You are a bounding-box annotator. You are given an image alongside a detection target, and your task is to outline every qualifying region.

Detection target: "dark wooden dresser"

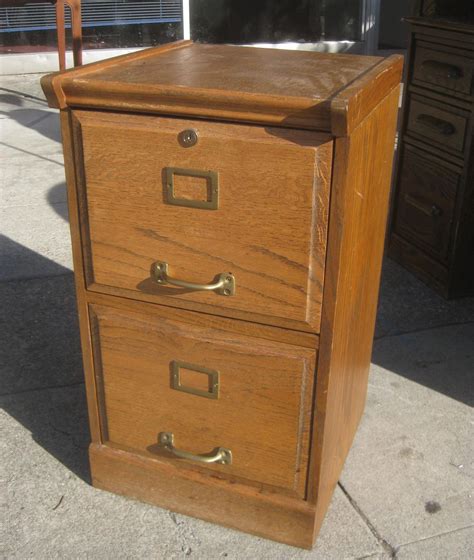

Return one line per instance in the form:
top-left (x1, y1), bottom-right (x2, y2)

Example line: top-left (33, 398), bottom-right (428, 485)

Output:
top-left (41, 41), bottom-right (402, 549)
top-left (389, 17), bottom-right (474, 297)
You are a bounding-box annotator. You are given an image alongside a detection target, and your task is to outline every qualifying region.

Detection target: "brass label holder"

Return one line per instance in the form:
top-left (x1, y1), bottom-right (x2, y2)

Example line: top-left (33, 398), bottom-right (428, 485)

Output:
top-left (164, 167), bottom-right (219, 210)
top-left (170, 360), bottom-right (220, 399)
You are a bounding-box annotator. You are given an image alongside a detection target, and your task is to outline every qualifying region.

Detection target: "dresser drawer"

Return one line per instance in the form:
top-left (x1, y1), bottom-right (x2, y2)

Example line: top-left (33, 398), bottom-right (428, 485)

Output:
top-left (413, 46), bottom-right (474, 98)
top-left (393, 145), bottom-right (460, 262)
top-left (90, 304), bottom-right (315, 497)
top-left (74, 111), bottom-right (332, 333)
top-left (406, 98), bottom-right (468, 155)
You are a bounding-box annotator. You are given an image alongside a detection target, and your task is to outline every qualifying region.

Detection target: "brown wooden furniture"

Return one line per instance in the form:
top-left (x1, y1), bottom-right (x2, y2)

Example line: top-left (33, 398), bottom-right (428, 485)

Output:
top-left (56, 0), bottom-right (82, 69)
top-left (41, 42), bottom-right (403, 549)
top-left (389, 17), bottom-right (474, 297)
top-left (5, 0), bottom-right (82, 69)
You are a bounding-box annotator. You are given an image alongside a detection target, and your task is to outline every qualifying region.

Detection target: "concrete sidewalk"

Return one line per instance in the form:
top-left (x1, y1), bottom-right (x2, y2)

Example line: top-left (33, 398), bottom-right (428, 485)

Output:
top-left (1, 74), bottom-right (473, 559)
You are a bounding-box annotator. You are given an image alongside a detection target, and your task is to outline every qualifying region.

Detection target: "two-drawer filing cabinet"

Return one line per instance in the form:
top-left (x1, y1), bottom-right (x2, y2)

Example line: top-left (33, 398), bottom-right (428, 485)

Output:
top-left (42, 42), bottom-right (403, 549)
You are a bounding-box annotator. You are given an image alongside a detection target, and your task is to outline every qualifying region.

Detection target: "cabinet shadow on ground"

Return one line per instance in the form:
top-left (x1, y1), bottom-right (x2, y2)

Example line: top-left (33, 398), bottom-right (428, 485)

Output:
top-left (1, 238), bottom-right (473, 486)
top-left (0, 236), bottom-right (90, 482)
top-left (374, 258), bottom-right (474, 407)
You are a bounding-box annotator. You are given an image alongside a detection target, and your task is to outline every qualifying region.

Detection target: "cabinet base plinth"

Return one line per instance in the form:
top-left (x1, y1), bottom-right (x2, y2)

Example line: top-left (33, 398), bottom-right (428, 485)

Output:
top-left (89, 444), bottom-right (318, 549)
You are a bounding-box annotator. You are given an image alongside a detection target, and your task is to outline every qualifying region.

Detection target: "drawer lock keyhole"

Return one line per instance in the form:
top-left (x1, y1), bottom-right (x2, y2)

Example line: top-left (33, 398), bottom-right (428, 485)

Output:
top-left (178, 128), bottom-right (199, 147)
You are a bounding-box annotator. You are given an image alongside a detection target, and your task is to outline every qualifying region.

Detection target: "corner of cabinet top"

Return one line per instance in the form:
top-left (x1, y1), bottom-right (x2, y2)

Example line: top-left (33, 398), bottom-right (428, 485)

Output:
top-left (41, 40), bottom-right (403, 137)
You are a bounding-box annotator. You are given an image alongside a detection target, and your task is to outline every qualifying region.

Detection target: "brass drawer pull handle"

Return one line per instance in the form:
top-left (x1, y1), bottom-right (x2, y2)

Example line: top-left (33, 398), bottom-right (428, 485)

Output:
top-left (422, 60), bottom-right (463, 80)
top-left (158, 432), bottom-right (232, 465)
top-left (416, 113), bottom-right (456, 136)
top-left (404, 194), bottom-right (443, 218)
top-left (152, 261), bottom-right (235, 296)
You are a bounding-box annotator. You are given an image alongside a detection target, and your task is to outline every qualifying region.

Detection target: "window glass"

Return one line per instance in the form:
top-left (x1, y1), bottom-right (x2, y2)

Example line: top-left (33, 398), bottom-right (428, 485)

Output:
top-left (0, 0), bottom-right (183, 54)
top-left (190, 0), bottom-right (363, 44)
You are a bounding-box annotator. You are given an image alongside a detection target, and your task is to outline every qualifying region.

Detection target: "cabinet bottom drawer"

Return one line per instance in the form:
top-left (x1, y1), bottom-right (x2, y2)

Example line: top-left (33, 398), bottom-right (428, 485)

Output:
top-left (90, 303), bottom-right (316, 498)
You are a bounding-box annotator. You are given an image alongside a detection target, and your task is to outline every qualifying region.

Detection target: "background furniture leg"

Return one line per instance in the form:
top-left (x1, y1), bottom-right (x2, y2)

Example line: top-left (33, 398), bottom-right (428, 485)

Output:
top-left (55, 0), bottom-right (66, 71)
top-left (68, 0), bottom-right (83, 66)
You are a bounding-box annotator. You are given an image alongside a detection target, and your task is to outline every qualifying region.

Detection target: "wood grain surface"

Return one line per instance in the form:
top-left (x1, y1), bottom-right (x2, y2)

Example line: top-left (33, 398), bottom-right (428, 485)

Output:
top-left (73, 110), bottom-right (333, 333)
top-left (330, 54), bottom-right (404, 136)
top-left (41, 39), bottom-right (192, 109)
top-left (47, 40), bottom-right (403, 548)
top-left (309, 86), bottom-right (401, 541)
top-left (91, 303), bottom-right (316, 497)
top-left (59, 110), bottom-right (102, 442)
top-left (41, 42), bottom-right (403, 136)
top-left (90, 443), bottom-right (317, 549)
top-left (86, 290), bottom-right (320, 349)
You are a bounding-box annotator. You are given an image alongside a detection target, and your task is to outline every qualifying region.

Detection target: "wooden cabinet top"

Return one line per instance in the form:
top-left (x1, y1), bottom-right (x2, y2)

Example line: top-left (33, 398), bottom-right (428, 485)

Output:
top-left (42, 40), bottom-right (403, 136)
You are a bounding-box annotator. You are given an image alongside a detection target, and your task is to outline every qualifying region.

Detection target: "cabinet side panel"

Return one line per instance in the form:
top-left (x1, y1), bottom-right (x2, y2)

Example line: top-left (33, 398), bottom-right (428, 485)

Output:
top-left (308, 87), bottom-right (401, 538)
top-left (60, 109), bottom-right (102, 442)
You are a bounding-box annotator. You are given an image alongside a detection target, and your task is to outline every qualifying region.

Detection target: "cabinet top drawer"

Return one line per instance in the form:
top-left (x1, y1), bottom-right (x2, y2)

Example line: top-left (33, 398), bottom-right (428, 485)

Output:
top-left (74, 110), bottom-right (332, 333)
top-left (42, 41), bottom-right (403, 136)
top-left (413, 46), bottom-right (474, 99)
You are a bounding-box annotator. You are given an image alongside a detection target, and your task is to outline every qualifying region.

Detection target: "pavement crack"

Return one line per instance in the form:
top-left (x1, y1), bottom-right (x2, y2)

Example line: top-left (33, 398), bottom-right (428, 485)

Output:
top-left (0, 141), bottom-right (64, 166)
top-left (27, 112), bottom-right (53, 128)
top-left (449, 462), bottom-right (474, 479)
top-left (52, 495), bottom-right (64, 511)
top-left (374, 320), bottom-right (474, 342)
top-left (47, 422), bottom-right (88, 448)
top-left (338, 481), bottom-right (397, 558)
top-left (0, 271), bottom-right (73, 285)
top-left (167, 511), bottom-right (201, 556)
top-left (0, 86), bottom-right (48, 104)
top-left (168, 512), bottom-right (180, 526)
top-left (0, 380), bottom-right (84, 398)
top-left (395, 524), bottom-right (474, 551)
